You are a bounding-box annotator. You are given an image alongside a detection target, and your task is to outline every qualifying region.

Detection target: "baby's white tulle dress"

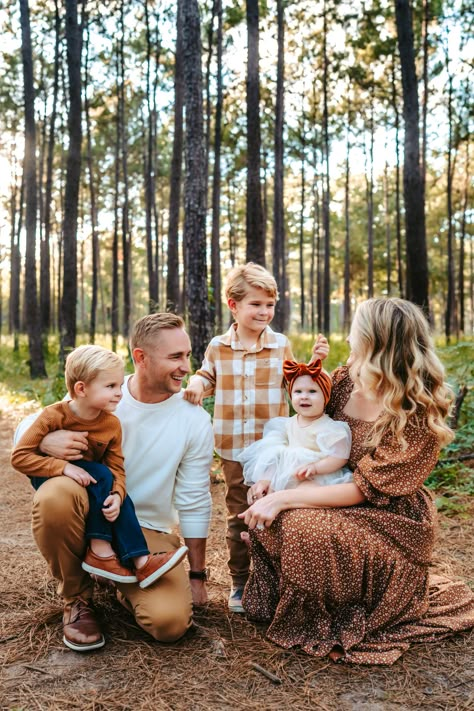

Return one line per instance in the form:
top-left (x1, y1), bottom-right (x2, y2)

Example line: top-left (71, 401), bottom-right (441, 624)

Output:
top-left (239, 414), bottom-right (353, 491)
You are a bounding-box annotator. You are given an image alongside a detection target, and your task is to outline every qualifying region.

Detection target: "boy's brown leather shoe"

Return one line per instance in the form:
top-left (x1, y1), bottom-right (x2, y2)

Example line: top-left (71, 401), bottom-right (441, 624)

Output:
top-left (63, 597), bottom-right (105, 652)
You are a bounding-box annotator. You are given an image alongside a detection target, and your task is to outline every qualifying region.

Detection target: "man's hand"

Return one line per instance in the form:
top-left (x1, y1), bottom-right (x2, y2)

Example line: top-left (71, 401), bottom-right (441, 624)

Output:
top-left (63, 462), bottom-right (97, 487)
top-left (40, 430), bottom-right (89, 460)
top-left (183, 378), bottom-right (205, 406)
top-left (190, 578), bottom-right (208, 606)
top-left (102, 493), bottom-right (121, 522)
top-left (312, 333), bottom-right (329, 361)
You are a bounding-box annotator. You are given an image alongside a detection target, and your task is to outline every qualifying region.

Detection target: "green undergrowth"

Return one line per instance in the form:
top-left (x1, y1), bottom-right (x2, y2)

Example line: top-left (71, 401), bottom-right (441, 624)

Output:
top-left (0, 333), bottom-right (472, 513)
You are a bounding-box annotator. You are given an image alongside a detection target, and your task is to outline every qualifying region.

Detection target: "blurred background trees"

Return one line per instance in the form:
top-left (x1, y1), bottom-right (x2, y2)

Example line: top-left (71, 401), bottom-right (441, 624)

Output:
top-left (0, 0), bottom-right (472, 372)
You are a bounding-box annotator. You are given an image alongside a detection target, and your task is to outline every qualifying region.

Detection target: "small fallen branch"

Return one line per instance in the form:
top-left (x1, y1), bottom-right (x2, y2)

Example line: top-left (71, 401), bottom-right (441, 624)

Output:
top-left (250, 662), bottom-right (282, 684)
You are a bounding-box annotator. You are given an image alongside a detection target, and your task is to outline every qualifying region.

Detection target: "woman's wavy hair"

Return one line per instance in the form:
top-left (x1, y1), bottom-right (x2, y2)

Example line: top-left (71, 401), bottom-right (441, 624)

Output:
top-left (348, 298), bottom-right (454, 449)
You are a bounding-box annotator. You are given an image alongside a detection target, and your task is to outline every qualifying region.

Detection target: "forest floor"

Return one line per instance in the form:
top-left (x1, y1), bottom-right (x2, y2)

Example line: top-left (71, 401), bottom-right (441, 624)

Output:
top-left (1, 398), bottom-right (473, 711)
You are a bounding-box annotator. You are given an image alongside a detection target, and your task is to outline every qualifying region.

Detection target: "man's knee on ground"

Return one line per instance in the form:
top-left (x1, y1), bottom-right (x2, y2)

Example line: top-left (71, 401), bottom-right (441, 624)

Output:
top-left (134, 599), bottom-right (191, 643)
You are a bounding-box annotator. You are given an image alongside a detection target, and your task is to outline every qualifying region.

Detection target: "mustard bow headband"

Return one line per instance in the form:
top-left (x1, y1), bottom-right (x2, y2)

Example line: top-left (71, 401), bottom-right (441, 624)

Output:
top-left (282, 359), bottom-right (332, 406)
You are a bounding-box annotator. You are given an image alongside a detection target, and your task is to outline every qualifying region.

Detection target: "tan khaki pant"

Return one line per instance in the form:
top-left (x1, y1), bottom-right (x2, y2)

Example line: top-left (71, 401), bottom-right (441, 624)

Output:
top-left (221, 458), bottom-right (250, 587)
top-left (32, 476), bottom-right (192, 642)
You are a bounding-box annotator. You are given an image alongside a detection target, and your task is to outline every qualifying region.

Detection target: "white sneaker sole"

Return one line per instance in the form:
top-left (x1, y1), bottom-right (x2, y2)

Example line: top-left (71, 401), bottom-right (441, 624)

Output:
top-left (81, 561), bottom-right (137, 583)
top-left (138, 546), bottom-right (189, 589)
top-left (63, 634), bottom-right (105, 652)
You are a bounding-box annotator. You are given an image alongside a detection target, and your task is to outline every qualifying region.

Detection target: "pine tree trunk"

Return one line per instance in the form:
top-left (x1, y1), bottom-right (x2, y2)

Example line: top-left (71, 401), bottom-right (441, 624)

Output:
top-left (19, 0), bottom-right (47, 377)
top-left (392, 63), bottom-right (404, 297)
top-left (210, 0), bottom-right (223, 332)
top-left (111, 44), bottom-right (120, 352)
top-left (395, 0), bottom-right (429, 312)
top-left (299, 101), bottom-right (306, 330)
top-left (60, 0), bottom-right (82, 361)
top-left (322, 0), bottom-right (331, 333)
top-left (343, 97), bottom-right (351, 333)
top-left (444, 69), bottom-right (457, 340)
top-left (458, 130), bottom-right (470, 334)
top-left (272, 0), bottom-right (287, 332)
top-left (84, 14), bottom-right (99, 343)
top-left (245, 0), bottom-right (265, 265)
top-left (167, 0), bottom-right (184, 313)
top-left (41, 0), bottom-right (59, 340)
top-left (182, 0), bottom-right (211, 364)
top-left (119, 0), bottom-right (131, 338)
top-left (144, 0), bottom-right (158, 308)
top-left (9, 152), bottom-right (22, 351)
top-left (366, 97), bottom-right (374, 299)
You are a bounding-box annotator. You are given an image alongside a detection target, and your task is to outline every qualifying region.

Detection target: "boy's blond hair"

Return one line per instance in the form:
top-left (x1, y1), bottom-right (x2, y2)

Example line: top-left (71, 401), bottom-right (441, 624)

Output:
top-left (130, 312), bottom-right (185, 353)
top-left (224, 262), bottom-right (278, 302)
top-left (65, 345), bottom-right (124, 398)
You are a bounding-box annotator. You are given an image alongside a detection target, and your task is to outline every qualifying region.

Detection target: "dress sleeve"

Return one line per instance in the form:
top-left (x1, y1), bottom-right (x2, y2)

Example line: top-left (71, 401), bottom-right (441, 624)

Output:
top-left (352, 415), bottom-right (440, 506)
top-left (316, 419), bottom-right (352, 459)
top-left (102, 420), bottom-right (126, 502)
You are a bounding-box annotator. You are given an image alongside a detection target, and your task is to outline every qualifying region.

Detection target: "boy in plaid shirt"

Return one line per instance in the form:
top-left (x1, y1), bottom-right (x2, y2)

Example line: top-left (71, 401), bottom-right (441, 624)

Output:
top-left (185, 263), bottom-right (327, 612)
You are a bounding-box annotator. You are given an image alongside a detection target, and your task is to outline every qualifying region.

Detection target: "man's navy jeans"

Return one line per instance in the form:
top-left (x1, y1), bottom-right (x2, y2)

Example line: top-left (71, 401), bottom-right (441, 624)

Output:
top-left (30, 461), bottom-right (149, 565)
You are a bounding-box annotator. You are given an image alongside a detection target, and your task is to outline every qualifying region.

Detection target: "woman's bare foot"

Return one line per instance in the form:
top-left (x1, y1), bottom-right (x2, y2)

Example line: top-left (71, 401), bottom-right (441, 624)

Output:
top-left (240, 531), bottom-right (250, 547)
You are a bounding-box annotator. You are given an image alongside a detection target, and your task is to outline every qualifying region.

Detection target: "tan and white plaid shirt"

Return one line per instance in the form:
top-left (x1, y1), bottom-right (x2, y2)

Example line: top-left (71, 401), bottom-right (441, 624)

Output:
top-left (194, 324), bottom-right (293, 460)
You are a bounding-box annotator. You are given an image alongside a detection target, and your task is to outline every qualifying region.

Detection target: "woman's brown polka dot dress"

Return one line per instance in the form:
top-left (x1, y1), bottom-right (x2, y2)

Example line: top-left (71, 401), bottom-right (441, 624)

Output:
top-left (242, 366), bottom-right (474, 664)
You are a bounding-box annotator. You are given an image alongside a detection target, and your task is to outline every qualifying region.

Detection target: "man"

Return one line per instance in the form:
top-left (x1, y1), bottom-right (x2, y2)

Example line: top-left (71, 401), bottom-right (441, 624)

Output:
top-left (15, 313), bottom-right (213, 651)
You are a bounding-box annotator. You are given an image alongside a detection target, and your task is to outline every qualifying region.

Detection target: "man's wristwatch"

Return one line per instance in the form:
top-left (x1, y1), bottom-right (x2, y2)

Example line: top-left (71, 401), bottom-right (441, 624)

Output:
top-left (189, 568), bottom-right (208, 581)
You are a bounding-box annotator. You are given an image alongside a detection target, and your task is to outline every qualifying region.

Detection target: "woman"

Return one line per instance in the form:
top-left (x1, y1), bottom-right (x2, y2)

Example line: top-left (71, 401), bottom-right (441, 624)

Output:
top-left (239, 298), bottom-right (474, 665)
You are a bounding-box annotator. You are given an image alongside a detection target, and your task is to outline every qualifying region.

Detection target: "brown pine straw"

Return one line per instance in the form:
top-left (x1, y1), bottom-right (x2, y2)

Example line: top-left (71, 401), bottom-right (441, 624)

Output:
top-left (1, 405), bottom-right (473, 711)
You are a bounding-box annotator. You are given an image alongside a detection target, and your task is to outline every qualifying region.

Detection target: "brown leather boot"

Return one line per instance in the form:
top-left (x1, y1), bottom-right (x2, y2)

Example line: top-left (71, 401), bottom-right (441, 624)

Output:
top-left (63, 597), bottom-right (105, 652)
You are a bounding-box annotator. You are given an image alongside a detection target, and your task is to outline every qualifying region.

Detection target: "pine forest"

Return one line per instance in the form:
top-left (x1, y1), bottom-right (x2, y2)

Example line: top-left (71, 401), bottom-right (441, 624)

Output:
top-left (0, 0), bottom-right (472, 374)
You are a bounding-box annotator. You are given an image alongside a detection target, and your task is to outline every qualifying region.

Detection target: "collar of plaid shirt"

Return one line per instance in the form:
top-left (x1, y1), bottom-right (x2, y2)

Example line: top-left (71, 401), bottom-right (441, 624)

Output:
top-left (217, 323), bottom-right (281, 352)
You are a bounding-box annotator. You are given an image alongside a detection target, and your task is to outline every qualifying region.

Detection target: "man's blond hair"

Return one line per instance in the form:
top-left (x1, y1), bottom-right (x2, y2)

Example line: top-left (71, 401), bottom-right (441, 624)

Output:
top-left (224, 262), bottom-right (278, 302)
top-left (130, 312), bottom-right (185, 353)
top-left (65, 345), bottom-right (124, 398)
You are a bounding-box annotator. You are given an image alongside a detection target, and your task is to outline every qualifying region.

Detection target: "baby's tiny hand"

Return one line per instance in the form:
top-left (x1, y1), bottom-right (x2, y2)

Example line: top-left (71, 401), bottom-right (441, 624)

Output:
top-left (312, 333), bottom-right (329, 361)
top-left (294, 463), bottom-right (318, 481)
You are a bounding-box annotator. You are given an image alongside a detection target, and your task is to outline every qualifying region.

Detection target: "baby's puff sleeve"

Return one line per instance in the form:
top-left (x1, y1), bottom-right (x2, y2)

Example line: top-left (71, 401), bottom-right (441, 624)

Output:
top-left (316, 419), bottom-right (352, 460)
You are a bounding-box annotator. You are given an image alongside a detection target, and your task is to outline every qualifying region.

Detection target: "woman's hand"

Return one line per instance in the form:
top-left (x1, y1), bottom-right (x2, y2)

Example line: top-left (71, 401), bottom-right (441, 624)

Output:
top-left (239, 491), bottom-right (284, 530)
top-left (247, 479), bottom-right (272, 505)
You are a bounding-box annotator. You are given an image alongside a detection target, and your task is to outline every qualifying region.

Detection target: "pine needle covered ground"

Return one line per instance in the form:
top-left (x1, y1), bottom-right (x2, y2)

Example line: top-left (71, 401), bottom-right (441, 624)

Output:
top-left (1, 396), bottom-right (473, 711)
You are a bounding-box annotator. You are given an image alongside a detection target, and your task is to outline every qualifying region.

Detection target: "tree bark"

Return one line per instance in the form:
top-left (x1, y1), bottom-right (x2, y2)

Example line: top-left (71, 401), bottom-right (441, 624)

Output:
top-left (167, 0), bottom-right (184, 313)
top-left (245, 0), bottom-right (265, 265)
top-left (210, 0), bottom-right (223, 332)
top-left (272, 0), bottom-right (287, 332)
top-left (60, 0), bottom-right (82, 361)
top-left (144, 0), bottom-right (158, 308)
top-left (322, 0), bottom-right (331, 333)
top-left (395, 0), bottom-right (429, 312)
top-left (19, 0), bottom-right (47, 377)
top-left (182, 0), bottom-right (211, 364)
top-left (41, 0), bottom-right (60, 341)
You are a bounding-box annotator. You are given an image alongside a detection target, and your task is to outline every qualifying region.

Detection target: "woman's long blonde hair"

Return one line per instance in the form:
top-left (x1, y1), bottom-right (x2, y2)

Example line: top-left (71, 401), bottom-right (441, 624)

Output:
top-left (348, 298), bottom-right (454, 449)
